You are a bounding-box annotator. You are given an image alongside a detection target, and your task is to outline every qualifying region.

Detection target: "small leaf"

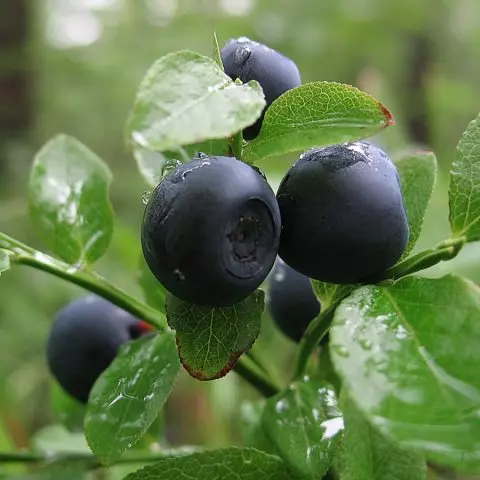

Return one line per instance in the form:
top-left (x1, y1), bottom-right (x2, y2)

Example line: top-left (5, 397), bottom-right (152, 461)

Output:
top-left (138, 256), bottom-right (166, 314)
top-left (243, 82), bottom-right (393, 162)
top-left (123, 447), bottom-right (297, 480)
top-left (126, 51), bottom-right (265, 152)
top-left (449, 113), bottom-right (480, 241)
top-left (85, 332), bottom-right (180, 465)
top-left (312, 281), bottom-right (354, 311)
top-left (166, 290), bottom-right (264, 380)
top-left (261, 379), bottom-right (343, 479)
top-left (134, 138), bottom-right (229, 187)
top-left (29, 134), bottom-right (114, 264)
top-left (395, 151), bottom-right (437, 257)
top-left (339, 393), bottom-right (426, 480)
top-left (212, 32), bottom-right (224, 70)
top-left (0, 249), bottom-right (10, 275)
top-left (330, 275), bottom-right (480, 473)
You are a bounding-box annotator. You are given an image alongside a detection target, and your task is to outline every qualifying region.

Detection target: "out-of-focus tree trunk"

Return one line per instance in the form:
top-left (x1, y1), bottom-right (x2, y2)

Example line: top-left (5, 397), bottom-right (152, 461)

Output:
top-left (0, 0), bottom-right (32, 168)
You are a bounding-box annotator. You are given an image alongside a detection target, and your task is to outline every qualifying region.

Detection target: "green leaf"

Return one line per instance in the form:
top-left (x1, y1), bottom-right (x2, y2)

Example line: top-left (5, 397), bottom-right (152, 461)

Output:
top-left (449, 114), bottom-right (480, 241)
top-left (312, 281), bottom-right (355, 312)
top-left (85, 332), bottom-right (180, 465)
top-left (29, 134), bottom-right (114, 265)
top-left (212, 32), bottom-right (223, 70)
top-left (330, 275), bottom-right (480, 473)
top-left (0, 250), bottom-right (10, 275)
top-left (126, 51), bottom-right (265, 152)
top-left (261, 379), bottom-right (343, 479)
top-left (339, 393), bottom-right (426, 480)
top-left (138, 256), bottom-right (166, 314)
top-left (123, 448), bottom-right (297, 480)
top-left (395, 151), bottom-right (437, 257)
top-left (134, 138), bottom-right (229, 187)
top-left (166, 290), bottom-right (264, 380)
top-left (243, 82), bottom-right (394, 162)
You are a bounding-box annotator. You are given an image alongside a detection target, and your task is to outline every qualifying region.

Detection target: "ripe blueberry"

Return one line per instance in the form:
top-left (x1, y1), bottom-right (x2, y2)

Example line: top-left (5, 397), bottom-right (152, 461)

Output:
top-left (277, 142), bottom-right (409, 284)
top-left (221, 37), bottom-right (301, 140)
top-left (141, 155), bottom-right (281, 306)
top-left (47, 296), bottom-right (147, 403)
top-left (267, 258), bottom-right (320, 342)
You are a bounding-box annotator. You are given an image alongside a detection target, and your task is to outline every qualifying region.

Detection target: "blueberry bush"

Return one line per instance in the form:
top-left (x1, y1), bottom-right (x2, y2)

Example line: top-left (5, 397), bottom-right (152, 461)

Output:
top-left (1, 34), bottom-right (480, 479)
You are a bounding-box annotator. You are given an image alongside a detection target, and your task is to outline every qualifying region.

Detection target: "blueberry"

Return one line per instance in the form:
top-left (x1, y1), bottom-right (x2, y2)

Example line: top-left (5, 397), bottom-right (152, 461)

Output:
top-left (141, 155), bottom-right (281, 306)
top-left (221, 37), bottom-right (301, 140)
top-left (277, 142), bottom-right (409, 284)
top-left (267, 258), bottom-right (320, 342)
top-left (47, 296), bottom-right (147, 403)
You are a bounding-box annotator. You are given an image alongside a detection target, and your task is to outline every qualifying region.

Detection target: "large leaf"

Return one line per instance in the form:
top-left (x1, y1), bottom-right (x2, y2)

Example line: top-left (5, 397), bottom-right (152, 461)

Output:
top-left (330, 275), bottom-right (480, 473)
top-left (261, 379), bottom-right (343, 479)
top-left (126, 51), bottom-right (265, 152)
top-left (395, 151), bottom-right (437, 257)
top-left (243, 82), bottom-right (393, 162)
top-left (134, 138), bottom-right (229, 188)
top-left (449, 113), bottom-right (480, 241)
top-left (123, 448), bottom-right (296, 480)
top-left (339, 393), bottom-right (426, 480)
top-left (166, 291), bottom-right (264, 380)
top-left (29, 134), bottom-right (114, 264)
top-left (85, 333), bottom-right (180, 465)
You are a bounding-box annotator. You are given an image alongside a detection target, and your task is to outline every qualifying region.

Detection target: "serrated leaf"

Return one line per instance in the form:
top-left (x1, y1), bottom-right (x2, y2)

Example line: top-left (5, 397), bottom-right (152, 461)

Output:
top-left (134, 138), bottom-right (229, 187)
top-left (449, 113), bottom-right (480, 241)
top-left (262, 379), bottom-right (343, 479)
top-left (243, 82), bottom-right (393, 162)
top-left (166, 290), bottom-right (264, 380)
top-left (85, 333), bottom-right (180, 465)
top-left (330, 275), bottom-right (480, 473)
top-left (395, 151), bottom-right (437, 257)
top-left (126, 51), bottom-right (265, 152)
top-left (123, 447), bottom-right (297, 480)
top-left (0, 250), bottom-right (10, 275)
top-left (29, 134), bottom-right (114, 265)
top-left (339, 393), bottom-right (426, 480)
top-left (138, 256), bottom-right (166, 314)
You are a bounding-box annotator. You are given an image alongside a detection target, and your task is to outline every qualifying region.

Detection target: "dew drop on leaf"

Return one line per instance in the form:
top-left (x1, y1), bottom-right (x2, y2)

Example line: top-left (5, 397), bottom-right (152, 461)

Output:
top-left (141, 190), bottom-right (152, 205)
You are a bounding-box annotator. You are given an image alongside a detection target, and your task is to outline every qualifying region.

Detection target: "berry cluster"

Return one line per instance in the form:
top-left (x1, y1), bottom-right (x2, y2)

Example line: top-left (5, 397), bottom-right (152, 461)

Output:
top-left (47, 38), bottom-right (409, 403)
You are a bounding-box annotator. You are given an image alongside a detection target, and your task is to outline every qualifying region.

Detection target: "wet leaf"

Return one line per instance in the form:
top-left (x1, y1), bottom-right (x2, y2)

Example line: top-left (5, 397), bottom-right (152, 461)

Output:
top-left (127, 51), bottom-right (265, 152)
top-left (123, 447), bottom-right (296, 480)
top-left (166, 290), bottom-right (264, 380)
top-left (395, 151), bottom-right (437, 257)
top-left (133, 139), bottom-right (229, 188)
top-left (85, 333), bottom-right (180, 465)
top-left (29, 134), bottom-right (114, 264)
top-left (243, 82), bottom-right (393, 162)
top-left (449, 113), bottom-right (480, 241)
top-left (339, 393), bottom-right (426, 480)
top-left (330, 275), bottom-right (480, 473)
top-left (262, 379), bottom-right (343, 479)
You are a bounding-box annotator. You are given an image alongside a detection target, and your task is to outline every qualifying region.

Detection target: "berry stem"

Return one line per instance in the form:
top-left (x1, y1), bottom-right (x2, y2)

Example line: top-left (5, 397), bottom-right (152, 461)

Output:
top-left (0, 232), bottom-right (167, 331)
top-left (379, 236), bottom-right (466, 281)
top-left (234, 354), bottom-right (280, 397)
top-left (228, 130), bottom-right (244, 161)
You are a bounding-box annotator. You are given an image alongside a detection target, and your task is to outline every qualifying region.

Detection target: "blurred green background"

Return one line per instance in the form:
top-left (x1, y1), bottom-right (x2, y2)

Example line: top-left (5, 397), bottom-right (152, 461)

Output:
top-left (0, 0), bottom-right (480, 475)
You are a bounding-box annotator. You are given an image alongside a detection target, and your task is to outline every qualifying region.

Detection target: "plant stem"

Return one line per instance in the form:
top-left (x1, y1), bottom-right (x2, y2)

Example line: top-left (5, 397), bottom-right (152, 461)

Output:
top-left (380, 236), bottom-right (466, 281)
top-left (234, 355), bottom-right (279, 397)
top-left (228, 131), bottom-right (244, 160)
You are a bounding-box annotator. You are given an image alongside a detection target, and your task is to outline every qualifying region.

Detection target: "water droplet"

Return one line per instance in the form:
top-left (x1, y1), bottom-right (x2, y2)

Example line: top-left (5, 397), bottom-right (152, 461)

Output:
top-left (141, 190), bottom-right (152, 205)
top-left (173, 268), bottom-right (185, 281)
top-left (275, 399), bottom-right (289, 413)
top-left (144, 393), bottom-right (155, 402)
top-left (320, 417), bottom-right (344, 440)
top-left (331, 345), bottom-right (349, 358)
top-left (194, 152), bottom-right (209, 159)
top-left (234, 45), bottom-right (251, 66)
top-left (161, 158), bottom-right (182, 178)
top-left (358, 338), bottom-right (373, 350)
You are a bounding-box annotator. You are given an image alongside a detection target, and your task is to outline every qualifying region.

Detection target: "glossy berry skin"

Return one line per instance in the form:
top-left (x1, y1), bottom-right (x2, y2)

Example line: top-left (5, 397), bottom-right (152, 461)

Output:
top-left (47, 296), bottom-right (146, 404)
top-left (142, 155), bottom-right (281, 306)
top-left (277, 142), bottom-right (409, 284)
top-left (221, 37), bottom-right (301, 140)
top-left (267, 258), bottom-right (320, 342)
